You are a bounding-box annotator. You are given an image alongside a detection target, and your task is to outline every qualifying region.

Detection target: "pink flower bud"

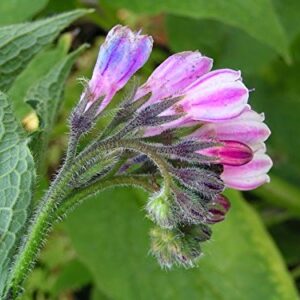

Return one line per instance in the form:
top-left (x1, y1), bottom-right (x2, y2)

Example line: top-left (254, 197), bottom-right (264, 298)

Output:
top-left (140, 67), bottom-right (249, 136)
top-left (207, 194), bottom-right (231, 224)
top-left (135, 51), bottom-right (213, 106)
top-left (198, 140), bottom-right (253, 166)
top-left (177, 69), bottom-right (249, 122)
top-left (83, 25), bottom-right (153, 114)
top-left (192, 107), bottom-right (271, 150)
top-left (221, 151), bottom-right (273, 190)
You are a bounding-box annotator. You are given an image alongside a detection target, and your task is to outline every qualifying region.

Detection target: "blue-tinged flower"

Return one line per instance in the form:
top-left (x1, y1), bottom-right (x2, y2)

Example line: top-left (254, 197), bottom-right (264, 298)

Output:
top-left (83, 25), bottom-right (153, 114)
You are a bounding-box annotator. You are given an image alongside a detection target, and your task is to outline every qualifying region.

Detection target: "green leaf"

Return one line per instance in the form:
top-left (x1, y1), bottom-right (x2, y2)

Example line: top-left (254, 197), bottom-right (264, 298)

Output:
top-left (166, 16), bottom-right (228, 61)
top-left (273, 0), bottom-right (300, 42)
top-left (0, 9), bottom-right (91, 92)
top-left (270, 220), bottom-right (300, 266)
top-left (65, 188), bottom-right (298, 300)
top-left (248, 37), bottom-right (300, 186)
top-left (8, 33), bottom-right (72, 122)
top-left (108, 0), bottom-right (289, 59)
top-left (91, 287), bottom-right (111, 300)
top-left (0, 0), bottom-right (49, 25)
top-left (0, 92), bottom-right (35, 297)
top-left (253, 175), bottom-right (300, 216)
top-left (53, 259), bottom-right (92, 295)
top-left (166, 15), bottom-right (275, 74)
top-left (25, 44), bottom-right (87, 169)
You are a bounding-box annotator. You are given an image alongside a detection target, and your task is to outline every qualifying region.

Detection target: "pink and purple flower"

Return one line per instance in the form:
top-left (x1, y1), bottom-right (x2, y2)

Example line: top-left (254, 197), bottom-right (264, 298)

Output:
top-left (74, 25), bottom-right (273, 268)
top-left (135, 51), bottom-right (271, 191)
top-left (81, 25), bottom-right (153, 113)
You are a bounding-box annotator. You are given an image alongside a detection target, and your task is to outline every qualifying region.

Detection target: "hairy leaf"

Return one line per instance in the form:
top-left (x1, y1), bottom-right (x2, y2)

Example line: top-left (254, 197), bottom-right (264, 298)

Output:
top-left (0, 92), bottom-right (35, 297)
top-left (0, 9), bottom-right (90, 92)
top-left (8, 33), bottom-right (72, 121)
top-left (25, 45), bottom-right (88, 168)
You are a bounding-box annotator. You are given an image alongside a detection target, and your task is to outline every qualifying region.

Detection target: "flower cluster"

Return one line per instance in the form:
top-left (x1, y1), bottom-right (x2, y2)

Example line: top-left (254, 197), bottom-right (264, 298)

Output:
top-left (72, 25), bottom-right (272, 268)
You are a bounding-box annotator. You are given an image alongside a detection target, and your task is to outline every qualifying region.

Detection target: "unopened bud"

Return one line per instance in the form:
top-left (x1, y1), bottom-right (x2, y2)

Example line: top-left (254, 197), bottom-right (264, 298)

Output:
top-left (150, 224), bottom-right (210, 269)
top-left (198, 140), bottom-right (253, 166)
top-left (146, 190), bottom-right (176, 229)
top-left (22, 112), bottom-right (39, 132)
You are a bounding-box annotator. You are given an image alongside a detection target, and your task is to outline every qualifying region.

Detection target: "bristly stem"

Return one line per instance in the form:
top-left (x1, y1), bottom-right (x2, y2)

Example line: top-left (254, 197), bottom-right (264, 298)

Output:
top-left (55, 175), bottom-right (158, 222)
top-left (7, 132), bottom-right (81, 299)
top-left (7, 136), bottom-right (169, 299)
top-left (65, 130), bottom-right (80, 164)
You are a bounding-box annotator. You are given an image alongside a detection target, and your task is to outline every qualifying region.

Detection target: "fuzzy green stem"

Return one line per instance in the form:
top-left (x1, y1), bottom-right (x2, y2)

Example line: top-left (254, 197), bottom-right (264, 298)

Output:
top-left (65, 130), bottom-right (80, 164)
top-left (76, 138), bottom-right (172, 193)
top-left (7, 132), bottom-right (81, 298)
top-left (56, 175), bottom-right (158, 221)
top-left (7, 138), bottom-right (169, 299)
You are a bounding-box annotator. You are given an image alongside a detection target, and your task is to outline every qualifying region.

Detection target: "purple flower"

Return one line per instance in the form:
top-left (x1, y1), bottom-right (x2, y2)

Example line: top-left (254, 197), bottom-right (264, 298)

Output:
top-left (138, 52), bottom-right (271, 190)
top-left (221, 151), bottom-right (273, 190)
top-left (82, 25), bottom-right (153, 114)
top-left (197, 140), bottom-right (253, 166)
top-left (177, 69), bottom-right (248, 121)
top-left (71, 25), bottom-right (274, 268)
top-left (191, 107), bottom-right (272, 190)
top-left (193, 107), bottom-right (271, 151)
top-left (135, 51), bottom-right (213, 105)
top-left (140, 66), bottom-right (249, 136)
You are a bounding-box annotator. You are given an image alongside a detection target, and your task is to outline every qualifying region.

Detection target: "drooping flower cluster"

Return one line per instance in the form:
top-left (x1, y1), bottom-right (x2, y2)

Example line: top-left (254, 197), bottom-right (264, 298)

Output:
top-left (72, 25), bottom-right (272, 268)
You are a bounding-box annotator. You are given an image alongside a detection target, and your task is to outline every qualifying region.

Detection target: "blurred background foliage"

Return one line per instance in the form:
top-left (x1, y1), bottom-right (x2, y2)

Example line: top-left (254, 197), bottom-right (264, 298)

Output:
top-left (1, 0), bottom-right (300, 299)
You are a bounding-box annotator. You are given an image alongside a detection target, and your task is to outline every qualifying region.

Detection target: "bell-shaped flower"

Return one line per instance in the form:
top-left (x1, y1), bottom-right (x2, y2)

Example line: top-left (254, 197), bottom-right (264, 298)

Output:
top-left (173, 69), bottom-right (249, 122)
top-left (193, 107), bottom-right (271, 151)
top-left (135, 51), bottom-right (213, 106)
top-left (198, 140), bottom-right (254, 166)
top-left (191, 107), bottom-right (272, 190)
top-left (139, 63), bottom-right (249, 136)
top-left (221, 151), bottom-right (273, 190)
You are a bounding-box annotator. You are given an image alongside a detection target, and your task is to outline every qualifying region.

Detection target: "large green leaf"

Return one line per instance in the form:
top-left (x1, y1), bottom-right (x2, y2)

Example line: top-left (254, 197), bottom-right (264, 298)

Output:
top-left (273, 0), bottom-right (300, 42)
top-left (166, 16), bottom-right (276, 75)
top-left (248, 37), bottom-right (300, 187)
top-left (52, 260), bottom-right (92, 296)
top-left (0, 0), bottom-right (49, 25)
top-left (270, 220), bottom-right (300, 266)
top-left (107, 0), bottom-right (289, 59)
top-left (65, 188), bottom-right (298, 300)
top-left (25, 44), bottom-right (87, 169)
top-left (0, 9), bottom-right (90, 92)
top-left (253, 176), bottom-right (300, 216)
top-left (0, 93), bottom-right (35, 297)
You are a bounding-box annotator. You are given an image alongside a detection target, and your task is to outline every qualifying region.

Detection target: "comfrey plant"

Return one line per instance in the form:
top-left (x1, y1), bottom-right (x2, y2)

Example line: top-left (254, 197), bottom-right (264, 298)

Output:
top-left (5, 25), bottom-right (272, 298)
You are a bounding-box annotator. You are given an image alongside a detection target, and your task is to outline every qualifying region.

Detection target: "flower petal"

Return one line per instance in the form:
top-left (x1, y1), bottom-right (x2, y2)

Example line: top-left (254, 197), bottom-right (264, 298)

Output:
top-left (136, 51), bottom-right (213, 105)
top-left (192, 117), bottom-right (271, 147)
top-left (87, 25), bottom-right (153, 113)
top-left (180, 69), bottom-right (249, 121)
top-left (143, 115), bottom-right (196, 137)
top-left (198, 140), bottom-right (253, 166)
top-left (221, 152), bottom-right (273, 190)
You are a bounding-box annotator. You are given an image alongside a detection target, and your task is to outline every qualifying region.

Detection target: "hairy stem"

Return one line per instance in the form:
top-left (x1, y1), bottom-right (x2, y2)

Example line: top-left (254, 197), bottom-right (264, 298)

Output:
top-left (7, 133), bottom-right (81, 298)
top-left (77, 138), bottom-right (172, 194)
top-left (56, 175), bottom-right (157, 221)
top-left (7, 137), bottom-right (168, 298)
top-left (65, 130), bottom-right (80, 164)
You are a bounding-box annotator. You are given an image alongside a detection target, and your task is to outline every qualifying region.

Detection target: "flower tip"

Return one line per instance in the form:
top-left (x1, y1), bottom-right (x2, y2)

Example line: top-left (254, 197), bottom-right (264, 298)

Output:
top-left (199, 141), bottom-right (254, 166)
top-left (146, 191), bottom-right (176, 229)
